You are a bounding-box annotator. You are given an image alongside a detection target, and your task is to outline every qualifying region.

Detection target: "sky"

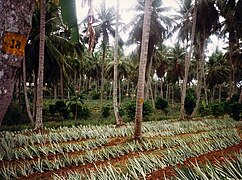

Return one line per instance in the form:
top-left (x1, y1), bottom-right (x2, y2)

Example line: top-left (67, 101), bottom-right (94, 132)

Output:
top-left (75, 0), bottom-right (225, 55)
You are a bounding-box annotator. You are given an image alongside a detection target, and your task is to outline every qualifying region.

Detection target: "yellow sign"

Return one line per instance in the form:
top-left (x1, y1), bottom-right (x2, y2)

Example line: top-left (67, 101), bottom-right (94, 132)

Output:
top-left (139, 98), bottom-right (144, 104)
top-left (2, 32), bottom-right (27, 57)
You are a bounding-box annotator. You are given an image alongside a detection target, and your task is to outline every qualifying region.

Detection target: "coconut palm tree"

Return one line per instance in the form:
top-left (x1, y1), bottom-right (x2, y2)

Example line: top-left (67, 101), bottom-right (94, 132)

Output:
top-left (35, 0), bottom-right (46, 129)
top-left (127, 0), bottom-right (173, 87)
top-left (191, 0), bottom-right (220, 117)
top-left (154, 44), bottom-right (169, 98)
top-left (113, 0), bottom-right (124, 126)
top-left (217, 0), bottom-right (242, 98)
top-left (177, 0), bottom-right (197, 119)
top-left (206, 49), bottom-right (230, 102)
top-left (134, 0), bottom-right (153, 140)
top-left (94, 0), bottom-right (116, 107)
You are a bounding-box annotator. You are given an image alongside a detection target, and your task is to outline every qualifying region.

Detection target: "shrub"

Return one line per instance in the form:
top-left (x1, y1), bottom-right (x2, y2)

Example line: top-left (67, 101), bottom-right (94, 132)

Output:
top-left (210, 103), bottom-right (225, 117)
top-left (55, 100), bottom-right (66, 112)
top-left (184, 89), bottom-right (196, 116)
top-left (101, 105), bottom-right (111, 118)
top-left (229, 102), bottom-right (242, 121)
top-left (155, 97), bottom-right (168, 111)
top-left (49, 104), bottom-right (57, 116)
top-left (122, 101), bottom-right (154, 120)
top-left (199, 100), bottom-right (211, 117)
top-left (70, 104), bottom-right (91, 119)
top-left (91, 91), bottom-right (100, 100)
top-left (59, 107), bottom-right (70, 119)
top-left (2, 104), bottom-right (28, 126)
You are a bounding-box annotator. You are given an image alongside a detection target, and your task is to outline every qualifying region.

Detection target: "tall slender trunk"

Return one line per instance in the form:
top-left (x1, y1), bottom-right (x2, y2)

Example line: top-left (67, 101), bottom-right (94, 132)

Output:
top-left (134, 0), bottom-right (152, 140)
top-left (54, 84), bottom-right (57, 100)
top-left (165, 82), bottom-right (169, 100)
top-left (149, 81), bottom-right (155, 109)
top-left (60, 68), bottom-right (64, 99)
top-left (160, 80), bottom-right (163, 98)
top-left (228, 31), bottom-right (237, 98)
top-left (171, 85), bottom-right (174, 106)
top-left (239, 88), bottom-right (242, 103)
top-left (23, 56), bottom-right (34, 125)
top-left (35, 0), bottom-right (46, 129)
top-left (191, 34), bottom-right (206, 117)
top-left (18, 73), bottom-right (22, 111)
top-left (179, 0), bottom-right (197, 120)
top-left (145, 57), bottom-right (153, 100)
top-left (191, 54), bottom-right (203, 117)
top-left (154, 81), bottom-right (157, 101)
top-left (0, 0), bottom-right (35, 125)
top-left (113, 0), bottom-right (123, 126)
top-left (219, 84), bottom-right (222, 103)
top-left (202, 60), bottom-right (208, 105)
top-left (100, 45), bottom-right (106, 108)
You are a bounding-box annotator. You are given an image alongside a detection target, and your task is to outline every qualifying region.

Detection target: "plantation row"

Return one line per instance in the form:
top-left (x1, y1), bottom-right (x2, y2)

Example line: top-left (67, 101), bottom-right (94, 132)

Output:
top-left (0, 118), bottom-right (241, 179)
top-left (1, 118), bottom-right (240, 148)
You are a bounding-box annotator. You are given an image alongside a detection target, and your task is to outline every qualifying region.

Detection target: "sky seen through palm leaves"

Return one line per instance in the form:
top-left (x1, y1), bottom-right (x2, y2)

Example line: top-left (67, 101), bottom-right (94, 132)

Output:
top-left (76, 0), bottom-right (225, 55)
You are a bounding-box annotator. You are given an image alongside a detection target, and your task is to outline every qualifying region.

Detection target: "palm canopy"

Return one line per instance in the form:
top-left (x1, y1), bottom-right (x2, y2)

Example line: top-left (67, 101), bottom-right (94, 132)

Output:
top-left (172, 0), bottom-right (193, 43)
top-left (195, 0), bottom-right (219, 47)
top-left (206, 48), bottom-right (230, 88)
top-left (127, 0), bottom-right (172, 46)
top-left (126, 0), bottom-right (173, 81)
top-left (94, 0), bottom-right (116, 48)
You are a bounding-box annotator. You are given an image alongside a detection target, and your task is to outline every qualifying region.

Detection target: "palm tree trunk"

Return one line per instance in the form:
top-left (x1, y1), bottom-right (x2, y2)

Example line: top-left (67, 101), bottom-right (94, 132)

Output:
top-left (239, 88), bottom-right (242, 103)
top-left (101, 45), bottom-right (106, 108)
top-left (191, 36), bottom-right (206, 117)
top-left (145, 58), bottom-right (153, 100)
top-left (202, 60), bottom-right (208, 105)
top-left (23, 56), bottom-right (34, 125)
top-left (113, 0), bottom-right (123, 126)
top-left (119, 80), bottom-right (121, 105)
top-left (171, 85), bottom-right (174, 106)
top-left (0, 0), bottom-right (35, 125)
top-left (228, 31), bottom-right (237, 98)
top-left (149, 81), bottom-right (155, 109)
top-left (160, 80), bottom-right (164, 98)
top-left (60, 68), bottom-right (64, 99)
top-left (219, 84), bottom-right (222, 103)
top-left (179, 0), bottom-right (197, 120)
top-left (154, 81), bottom-right (157, 101)
top-left (166, 82), bottom-right (169, 100)
top-left (134, 0), bottom-right (152, 140)
top-left (54, 84), bottom-right (57, 100)
top-left (35, 0), bottom-right (46, 129)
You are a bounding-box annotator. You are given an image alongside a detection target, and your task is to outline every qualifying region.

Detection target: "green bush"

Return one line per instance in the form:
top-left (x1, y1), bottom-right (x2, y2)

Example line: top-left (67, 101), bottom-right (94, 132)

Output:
top-left (55, 100), bottom-right (66, 112)
top-left (70, 104), bottom-right (91, 119)
top-left (184, 89), bottom-right (196, 116)
top-left (59, 107), bottom-right (70, 119)
top-left (91, 91), bottom-right (100, 100)
top-left (122, 100), bottom-right (154, 120)
top-left (229, 102), bottom-right (242, 121)
top-left (155, 97), bottom-right (168, 111)
top-left (199, 100), bottom-right (211, 117)
top-left (49, 104), bottom-right (57, 116)
top-left (210, 103), bottom-right (225, 117)
top-left (2, 104), bottom-right (28, 126)
top-left (101, 105), bottom-right (111, 118)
